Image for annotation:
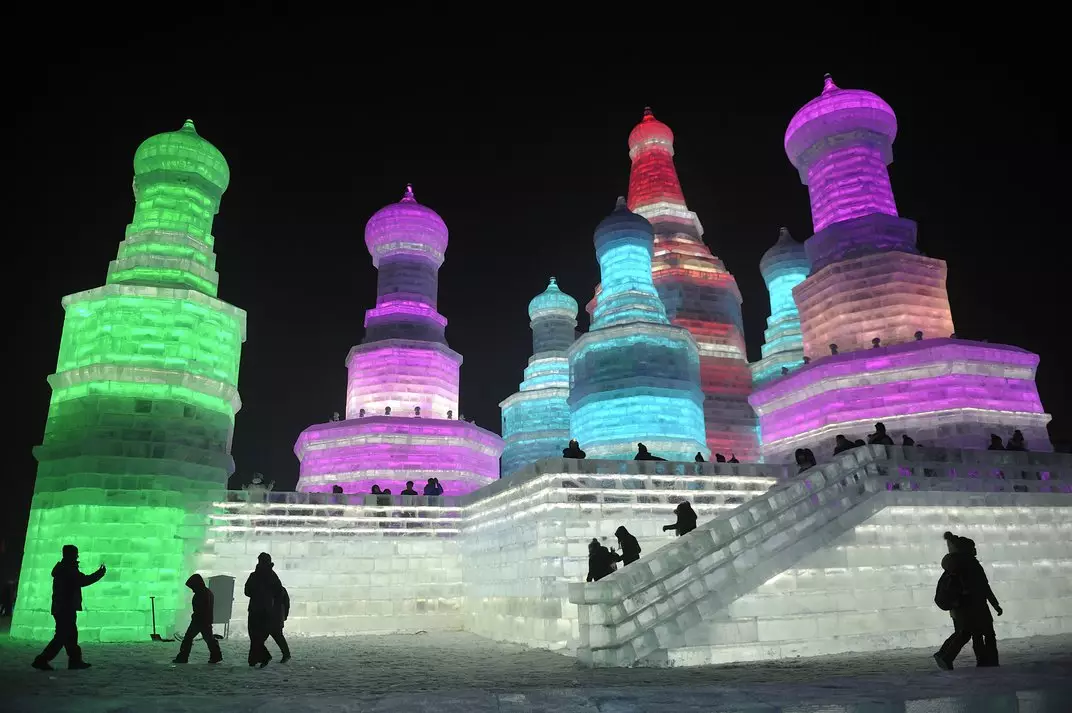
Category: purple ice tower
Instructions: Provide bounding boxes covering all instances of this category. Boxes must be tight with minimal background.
[749,76,1053,461]
[295,185,503,495]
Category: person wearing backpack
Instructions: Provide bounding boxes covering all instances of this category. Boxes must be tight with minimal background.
[934,532,1002,669]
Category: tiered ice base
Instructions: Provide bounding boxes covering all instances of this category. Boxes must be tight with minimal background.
[749,338,1053,463]
[568,446,1072,666]
[294,416,503,495]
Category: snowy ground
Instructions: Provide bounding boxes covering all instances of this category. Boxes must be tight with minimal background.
[2,625,1071,712]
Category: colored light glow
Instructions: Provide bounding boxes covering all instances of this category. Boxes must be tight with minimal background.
[622,108,759,460]
[12,121,244,644]
[364,185,449,266]
[345,344,460,419]
[784,76,899,234]
[570,205,708,463]
[364,300,448,328]
[752,229,809,387]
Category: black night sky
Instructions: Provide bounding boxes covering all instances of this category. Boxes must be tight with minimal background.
[4,13,1068,578]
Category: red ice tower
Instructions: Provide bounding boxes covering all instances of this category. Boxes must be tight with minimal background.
[592,109,759,460]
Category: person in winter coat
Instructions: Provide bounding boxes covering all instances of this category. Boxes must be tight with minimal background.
[32,544,106,671]
[245,552,285,667]
[867,422,894,446]
[833,434,856,455]
[173,574,223,664]
[613,526,642,566]
[934,532,1002,669]
[634,443,666,461]
[662,502,698,537]
[586,539,616,582]
[562,440,586,459]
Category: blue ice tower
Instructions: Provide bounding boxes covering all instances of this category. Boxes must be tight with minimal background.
[568,198,708,461]
[750,228,810,386]
[499,278,579,476]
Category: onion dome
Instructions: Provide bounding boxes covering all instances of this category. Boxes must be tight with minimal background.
[628,107,675,159]
[784,74,898,170]
[594,196,655,258]
[528,277,579,321]
[760,227,809,279]
[133,119,230,193]
[364,184,449,267]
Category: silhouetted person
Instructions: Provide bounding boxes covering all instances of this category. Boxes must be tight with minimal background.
[586,539,615,582]
[32,544,105,671]
[1006,430,1027,452]
[728,454,739,464]
[867,422,894,446]
[401,481,418,495]
[331,485,344,494]
[988,434,1005,451]
[795,448,817,473]
[423,478,437,495]
[562,439,586,459]
[634,443,666,461]
[245,552,284,668]
[613,526,642,566]
[935,532,1002,669]
[833,434,855,455]
[173,574,223,664]
[715,453,727,463]
[662,501,698,537]
[902,435,916,447]
[431,478,444,496]
[269,584,291,663]
[694,452,705,463]
[803,448,817,468]
[370,485,382,494]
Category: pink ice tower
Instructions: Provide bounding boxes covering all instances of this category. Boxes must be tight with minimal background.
[748,76,1053,461]
[295,185,503,494]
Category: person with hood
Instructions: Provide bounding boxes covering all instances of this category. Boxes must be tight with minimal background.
[833,434,855,455]
[613,526,642,566]
[867,422,894,446]
[586,539,615,582]
[562,440,586,459]
[1006,430,1028,452]
[634,443,666,461]
[32,544,105,671]
[173,574,223,664]
[662,501,698,537]
[245,552,284,667]
[934,532,1002,669]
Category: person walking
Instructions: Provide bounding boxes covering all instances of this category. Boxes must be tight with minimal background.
[934,532,1002,669]
[31,545,105,671]
[613,526,642,566]
[173,574,223,664]
[268,583,291,663]
[245,552,284,668]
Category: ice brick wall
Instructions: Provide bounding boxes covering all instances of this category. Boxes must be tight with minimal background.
[569,446,1072,667]
[459,458,781,650]
[198,492,464,636]
[667,504,1072,665]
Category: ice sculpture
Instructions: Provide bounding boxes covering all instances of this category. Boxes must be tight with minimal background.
[750,75,1052,460]
[499,278,578,477]
[568,198,708,461]
[295,185,503,495]
[615,109,758,460]
[750,228,809,386]
[12,120,247,643]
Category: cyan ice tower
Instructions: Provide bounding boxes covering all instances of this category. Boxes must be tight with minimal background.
[569,198,708,461]
[295,186,503,494]
[13,120,247,643]
[749,76,1052,459]
[500,278,578,477]
[750,228,809,386]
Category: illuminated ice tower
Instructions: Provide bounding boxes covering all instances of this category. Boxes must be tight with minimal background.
[500,278,578,477]
[295,186,503,494]
[569,198,708,461]
[750,228,809,386]
[622,109,758,460]
[749,76,1052,459]
[13,120,247,643]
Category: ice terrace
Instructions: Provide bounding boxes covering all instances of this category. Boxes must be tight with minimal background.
[198,447,1072,666]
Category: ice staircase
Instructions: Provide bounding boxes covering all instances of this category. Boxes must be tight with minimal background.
[568,445,1072,666]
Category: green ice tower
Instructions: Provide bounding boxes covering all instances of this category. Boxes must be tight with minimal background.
[11,120,247,643]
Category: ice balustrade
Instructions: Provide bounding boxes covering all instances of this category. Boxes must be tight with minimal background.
[567,446,1072,666]
[200,461,786,642]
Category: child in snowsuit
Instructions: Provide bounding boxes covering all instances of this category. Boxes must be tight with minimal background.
[173,574,222,664]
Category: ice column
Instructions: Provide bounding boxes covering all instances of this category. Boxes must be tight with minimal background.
[750,228,809,385]
[569,198,708,461]
[12,120,247,643]
[500,278,578,476]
